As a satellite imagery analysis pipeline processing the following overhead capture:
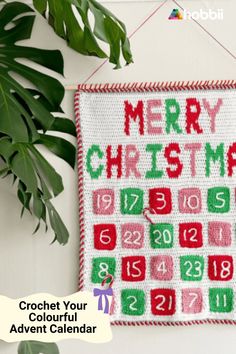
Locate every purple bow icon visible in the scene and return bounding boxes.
[93,287,113,314]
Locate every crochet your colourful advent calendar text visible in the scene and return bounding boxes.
[75,81,236,325]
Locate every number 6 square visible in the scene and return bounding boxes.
[94,224,117,250]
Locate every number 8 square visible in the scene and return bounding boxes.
[91,257,116,283]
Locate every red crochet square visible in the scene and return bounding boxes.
[208,255,233,281]
[122,256,146,282]
[151,288,176,316]
[149,188,172,214]
[94,224,117,250]
[179,222,203,248]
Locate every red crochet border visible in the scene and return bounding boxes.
[74,80,236,327]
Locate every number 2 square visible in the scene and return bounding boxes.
[121,289,145,316]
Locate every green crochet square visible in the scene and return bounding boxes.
[150,223,174,248]
[120,188,144,215]
[180,255,204,281]
[121,289,145,316]
[209,288,233,313]
[91,257,116,284]
[207,187,230,213]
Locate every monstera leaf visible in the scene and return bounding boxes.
[33,0,133,68]
[0,2,76,244]
[18,341,59,354]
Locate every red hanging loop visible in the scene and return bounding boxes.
[101,274,114,288]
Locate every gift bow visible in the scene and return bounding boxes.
[93,287,113,314]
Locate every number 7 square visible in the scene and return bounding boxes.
[182,288,203,314]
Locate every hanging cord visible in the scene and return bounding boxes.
[172,0,236,61]
[65,0,169,89]
[65,0,236,90]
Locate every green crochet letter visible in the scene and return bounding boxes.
[86,145,104,179]
[205,143,225,177]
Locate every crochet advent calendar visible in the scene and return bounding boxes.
[75,81,236,325]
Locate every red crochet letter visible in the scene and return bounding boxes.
[186,98,203,134]
[228,143,236,176]
[164,143,183,178]
[106,145,122,178]
[124,100,144,135]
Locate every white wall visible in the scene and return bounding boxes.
[1,0,236,353]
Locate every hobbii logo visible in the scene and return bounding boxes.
[169,8,224,21]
